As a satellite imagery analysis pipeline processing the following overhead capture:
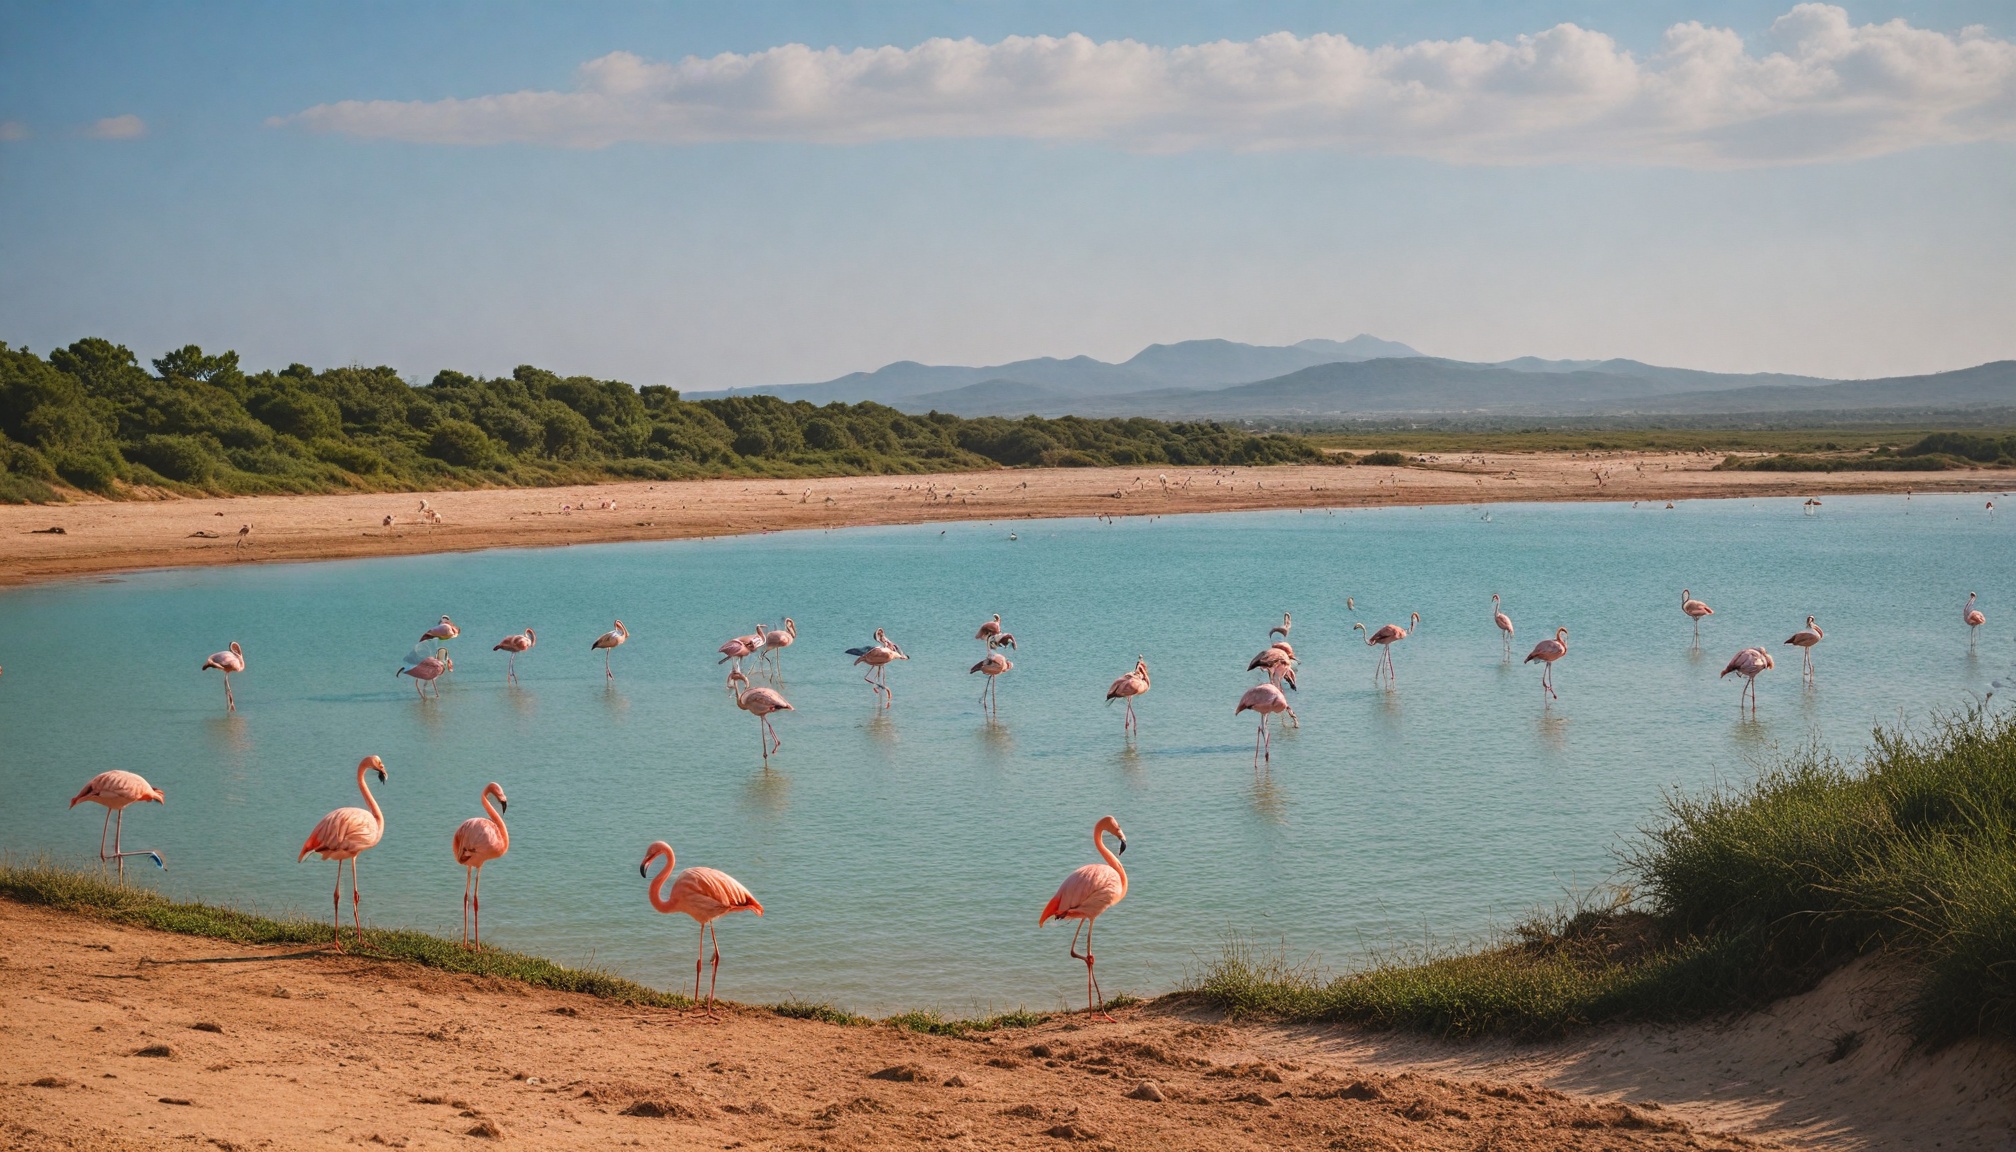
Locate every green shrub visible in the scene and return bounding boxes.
[426,419,494,466]
[130,434,219,481]
[1358,450,1407,466]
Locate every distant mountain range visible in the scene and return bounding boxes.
[692,336,2016,422]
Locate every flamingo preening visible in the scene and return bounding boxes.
[733,681,792,760]
[641,839,763,1017]
[1965,593,1986,648]
[420,616,460,643]
[716,625,765,671]
[202,641,245,710]
[1039,816,1129,1022]
[1247,642,1296,685]
[398,648,452,696]
[69,771,165,881]
[848,631,907,707]
[760,618,797,673]
[1721,647,1774,715]
[975,614,1003,650]
[297,756,388,952]
[1106,657,1150,734]
[1269,612,1292,640]
[1784,616,1823,682]
[971,651,1012,714]
[1681,589,1714,640]
[452,782,508,951]
[592,620,629,679]
[1524,627,1568,701]
[1492,594,1515,658]
[492,629,535,682]
[1236,681,1297,765]
[1354,613,1418,684]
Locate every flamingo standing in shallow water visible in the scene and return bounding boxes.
[69,771,164,881]
[1269,613,1292,640]
[1965,593,1986,648]
[202,641,245,710]
[1354,613,1418,684]
[1492,595,1515,658]
[1236,680,1298,765]
[492,629,535,682]
[849,632,908,707]
[297,756,387,952]
[716,626,765,671]
[452,782,508,950]
[420,615,460,643]
[971,651,1012,713]
[1721,648,1774,715]
[1681,590,1714,640]
[1248,642,1296,685]
[975,614,1003,651]
[1524,627,1568,701]
[760,618,797,674]
[592,620,629,679]
[398,648,452,696]
[1784,616,1823,682]
[641,839,763,1017]
[1106,658,1151,734]
[733,681,792,759]
[1039,815,1129,1022]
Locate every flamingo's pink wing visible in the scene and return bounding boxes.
[453,817,507,864]
[300,807,379,860]
[1041,863,1124,924]
[675,866,764,915]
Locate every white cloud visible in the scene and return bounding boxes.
[86,114,146,140]
[275,4,2016,166]
[0,120,28,142]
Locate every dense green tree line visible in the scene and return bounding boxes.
[0,338,1329,503]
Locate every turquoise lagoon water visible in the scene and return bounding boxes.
[0,494,2009,1014]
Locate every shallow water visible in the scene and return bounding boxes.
[0,494,2009,1013]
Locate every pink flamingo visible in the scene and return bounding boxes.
[1247,642,1295,684]
[716,624,765,671]
[69,771,165,881]
[641,839,764,1017]
[398,648,452,696]
[1354,613,1418,684]
[297,755,388,952]
[1039,815,1129,1022]
[420,615,460,643]
[1492,594,1515,658]
[592,620,629,679]
[760,618,797,674]
[1783,616,1823,681]
[971,651,1012,714]
[733,681,792,759]
[850,634,908,707]
[1524,627,1568,701]
[1681,589,1714,640]
[1269,612,1292,640]
[491,629,535,682]
[1965,592,1986,648]
[1236,680,1298,765]
[202,641,245,710]
[452,782,509,951]
[975,613,1003,650]
[1106,657,1151,733]
[1721,647,1774,715]
[726,666,750,695]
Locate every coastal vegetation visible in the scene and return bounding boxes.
[0,338,1328,504]
[1300,425,2016,458]
[1191,710,2016,1047]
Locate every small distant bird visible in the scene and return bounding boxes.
[298,756,388,952]
[1106,657,1151,733]
[592,620,629,679]
[1269,612,1292,640]
[641,839,764,1016]
[760,618,797,673]
[1681,590,1713,639]
[1492,594,1515,658]
[1039,815,1129,1022]
[398,649,452,696]
[1804,498,1822,516]
[1524,627,1569,701]
[1354,613,1419,684]
[1784,616,1823,681]
[420,616,460,643]
[971,651,1012,713]
[235,523,251,549]
[975,614,1003,649]
[382,514,395,527]
[202,641,245,711]
[733,681,792,760]
[1965,592,1986,647]
[452,782,509,951]
[492,628,535,682]
[69,771,165,882]
[1236,681,1298,765]
[1721,647,1774,715]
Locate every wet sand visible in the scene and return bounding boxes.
[1,454,2004,586]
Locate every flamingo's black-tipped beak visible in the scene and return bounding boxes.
[1117,838,1127,854]
[638,861,648,878]
[375,768,387,783]
[499,798,507,814]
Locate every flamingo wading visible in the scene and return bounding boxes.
[202,641,245,710]
[733,681,793,760]
[1040,815,1129,1022]
[1492,594,1515,658]
[1681,589,1714,640]
[1524,627,1568,701]
[1965,593,1986,648]
[1236,679,1298,765]
[420,615,460,643]
[492,629,535,682]
[1784,616,1823,681]
[297,756,388,952]
[1721,648,1774,715]
[971,651,1012,714]
[1106,657,1151,733]
[760,618,797,673]
[592,620,629,679]
[69,771,165,881]
[641,840,764,1016]
[849,630,908,707]
[398,648,452,696]
[452,782,509,951]
[1354,613,1419,684]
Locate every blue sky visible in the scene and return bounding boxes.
[2,1,2012,388]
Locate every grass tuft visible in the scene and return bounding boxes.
[770,998,873,1026]
[884,1007,1054,1036]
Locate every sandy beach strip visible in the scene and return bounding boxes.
[1,454,2005,586]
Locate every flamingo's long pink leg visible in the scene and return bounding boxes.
[706,922,722,1016]
[351,856,365,949]
[689,920,707,1012]
[224,673,234,711]
[462,867,473,948]
[471,867,482,951]
[331,860,346,952]
[98,808,113,865]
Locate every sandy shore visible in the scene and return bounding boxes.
[1,454,2006,586]
[3,900,2007,1150]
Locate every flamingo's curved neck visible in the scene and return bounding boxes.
[483,789,508,851]
[1096,828,1127,897]
[645,847,678,912]
[356,763,383,830]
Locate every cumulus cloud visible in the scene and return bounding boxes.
[274,5,2016,166]
[86,114,146,140]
